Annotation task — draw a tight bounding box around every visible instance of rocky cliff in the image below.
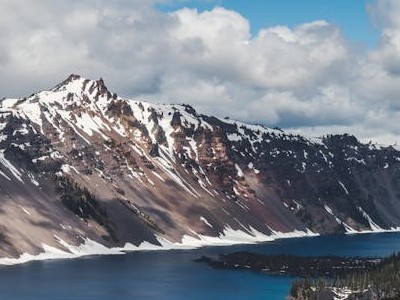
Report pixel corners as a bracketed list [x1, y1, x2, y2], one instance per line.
[1, 75, 400, 261]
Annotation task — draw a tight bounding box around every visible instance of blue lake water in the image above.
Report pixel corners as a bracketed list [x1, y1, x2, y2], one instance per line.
[1, 232, 400, 300]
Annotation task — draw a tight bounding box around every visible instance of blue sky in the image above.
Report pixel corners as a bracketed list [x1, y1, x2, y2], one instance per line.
[158, 0, 379, 47]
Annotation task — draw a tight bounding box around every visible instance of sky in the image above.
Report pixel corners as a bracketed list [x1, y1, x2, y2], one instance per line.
[1, 0, 400, 144]
[159, 0, 379, 47]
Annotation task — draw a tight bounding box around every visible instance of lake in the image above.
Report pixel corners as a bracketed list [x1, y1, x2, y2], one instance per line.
[1, 232, 400, 299]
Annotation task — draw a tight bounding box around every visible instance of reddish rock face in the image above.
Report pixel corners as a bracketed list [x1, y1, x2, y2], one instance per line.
[1, 75, 400, 259]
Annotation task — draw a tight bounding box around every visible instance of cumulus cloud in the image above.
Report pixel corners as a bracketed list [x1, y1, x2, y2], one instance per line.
[0, 0, 400, 144]
[367, 0, 400, 76]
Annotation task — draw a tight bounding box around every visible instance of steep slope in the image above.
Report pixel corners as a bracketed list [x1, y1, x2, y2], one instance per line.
[1, 74, 400, 261]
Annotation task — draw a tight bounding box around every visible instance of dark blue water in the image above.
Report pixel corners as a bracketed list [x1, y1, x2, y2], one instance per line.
[1, 232, 400, 300]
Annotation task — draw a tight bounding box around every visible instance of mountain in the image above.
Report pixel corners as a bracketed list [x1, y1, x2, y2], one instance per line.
[1, 74, 400, 263]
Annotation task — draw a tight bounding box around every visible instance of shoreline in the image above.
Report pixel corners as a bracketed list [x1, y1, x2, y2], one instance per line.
[1, 226, 400, 267]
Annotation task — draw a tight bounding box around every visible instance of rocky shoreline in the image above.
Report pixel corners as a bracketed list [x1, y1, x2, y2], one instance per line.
[195, 251, 381, 277]
[196, 251, 400, 300]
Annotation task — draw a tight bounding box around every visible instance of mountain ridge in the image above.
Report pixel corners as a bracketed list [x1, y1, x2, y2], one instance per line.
[1, 74, 400, 263]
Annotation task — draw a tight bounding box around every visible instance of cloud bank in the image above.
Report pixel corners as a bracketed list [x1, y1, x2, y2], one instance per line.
[1, 0, 400, 144]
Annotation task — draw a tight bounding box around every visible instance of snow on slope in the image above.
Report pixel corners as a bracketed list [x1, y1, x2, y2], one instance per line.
[0, 149, 24, 182]
[357, 206, 384, 232]
[324, 205, 358, 234]
[0, 227, 318, 266]
[2, 75, 400, 265]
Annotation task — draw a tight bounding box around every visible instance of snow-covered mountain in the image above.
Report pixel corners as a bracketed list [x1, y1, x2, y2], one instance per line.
[1, 74, 400, 263]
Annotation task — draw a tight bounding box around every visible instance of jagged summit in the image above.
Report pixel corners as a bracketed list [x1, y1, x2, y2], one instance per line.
[62, 73, 83, 84]
[1, 76, 400, 263]
[50, 74, 113, 99]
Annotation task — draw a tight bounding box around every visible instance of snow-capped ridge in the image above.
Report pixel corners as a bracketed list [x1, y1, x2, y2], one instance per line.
[2, 75, 400, 266]
[52, 74, 110, 96]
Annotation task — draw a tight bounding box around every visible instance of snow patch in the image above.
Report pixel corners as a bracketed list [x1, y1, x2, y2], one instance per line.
[28, 173, 39, 186]
[200, 216, 213, 228]
[0, 237, 123, 266]
[179, 226, 318, 247]
[0, 227, 318, 266]
[60, 164, 79, 174]
[0, 150, 24, 182]
[338, 181, 349, 195]
[235, 164, 244, 177]
[331, 287, 363, 300]
[0, 169, 11, 180]
[227, 133, 242, 142]
[358, 206, 384, 231]
[324, 205, 357, 234]
[19, 205, 31, 216]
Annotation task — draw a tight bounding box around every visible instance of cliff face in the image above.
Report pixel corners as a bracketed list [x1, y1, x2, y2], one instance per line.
[1, 74, 400, 259]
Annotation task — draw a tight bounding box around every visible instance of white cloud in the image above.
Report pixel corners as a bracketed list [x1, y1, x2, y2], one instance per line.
[0, 0, 400, 144]
[367, 1, 400, 75]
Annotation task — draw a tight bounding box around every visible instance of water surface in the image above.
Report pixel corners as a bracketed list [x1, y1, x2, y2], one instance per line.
[1, 232, 400, 300]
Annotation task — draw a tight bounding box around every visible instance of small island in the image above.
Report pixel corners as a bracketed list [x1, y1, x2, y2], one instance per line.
[195, 251, 400, 299]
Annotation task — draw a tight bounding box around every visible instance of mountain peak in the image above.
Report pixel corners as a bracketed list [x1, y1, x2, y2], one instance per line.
[67, 73, 82, 82]
[52, 74, 83, 90]
[51, 74, 113, 100]
[2, 76, 400, 263]
[95, 77, 110, 96]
